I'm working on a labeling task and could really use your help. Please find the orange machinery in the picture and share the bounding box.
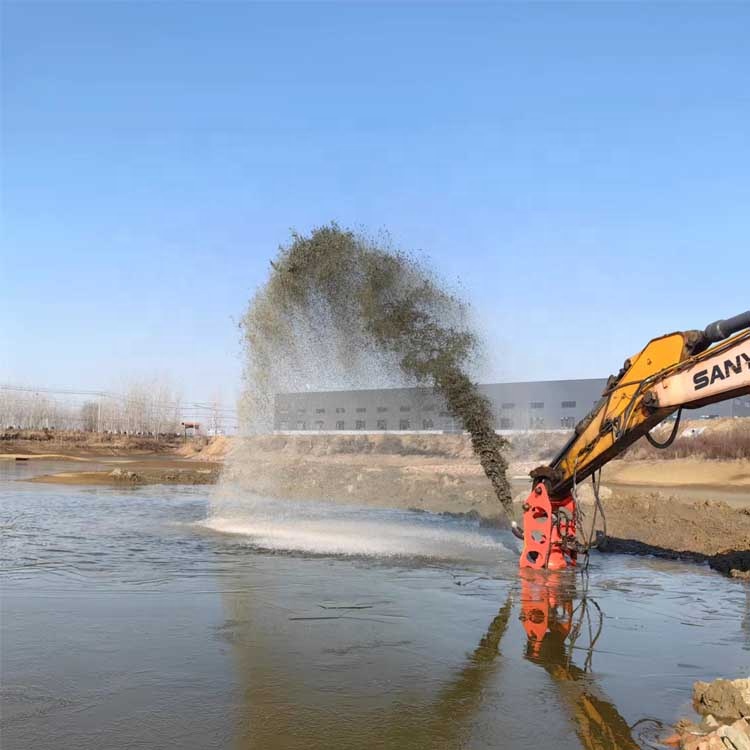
[519,311,750,569]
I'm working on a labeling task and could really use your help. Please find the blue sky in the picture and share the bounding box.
[2,2,748,403]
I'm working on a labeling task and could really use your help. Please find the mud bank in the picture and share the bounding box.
[597,494,750,578]
[216,434,750,575]
[26,460,221,486]
[24,433,750,575]
[603,458,750,491]
[220,464,750,575]
[0,429,192,456]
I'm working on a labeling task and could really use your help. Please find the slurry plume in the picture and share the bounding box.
[240,225,512,513]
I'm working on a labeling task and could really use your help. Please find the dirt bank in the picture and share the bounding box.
[28,461,221,487]
[603,458,750,489]
[19,431,750,575]
[25,456,221,486]
[1,430,218,482]
[0,429,197,458]
[216,434,750,575]
[597,494,750,578]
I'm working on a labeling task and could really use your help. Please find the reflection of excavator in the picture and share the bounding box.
[519,311,750,569]
[519,570,641,750]
[418,575,642,750]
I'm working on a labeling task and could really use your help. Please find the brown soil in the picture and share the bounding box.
[27,459,221,486]
[220,434,750,575]
[14,431,750,576]
[603,458,750,488]
[176,435,232,460]
[596,494,750,577]
[3,430,221,486]
[0,429,195,457]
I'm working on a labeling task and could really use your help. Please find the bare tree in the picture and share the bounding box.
[80,401,98,432]
[0,390,78,430]
[1,378,183,435]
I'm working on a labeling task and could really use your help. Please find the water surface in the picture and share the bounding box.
[2,460,748,749]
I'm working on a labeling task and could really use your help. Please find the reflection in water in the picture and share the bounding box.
[520,570,640,750]
[223,568,644,750]
[394,595,515,749]
[2,469,745,750]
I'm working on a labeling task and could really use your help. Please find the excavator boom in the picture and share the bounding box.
[519,311,750,570]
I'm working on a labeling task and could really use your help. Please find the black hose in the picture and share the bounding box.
[645,408,682,449]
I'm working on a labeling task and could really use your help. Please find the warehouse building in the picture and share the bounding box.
[274,379,750,432]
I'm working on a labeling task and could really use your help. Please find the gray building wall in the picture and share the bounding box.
[480,379,607,431]
[274,380,750,432]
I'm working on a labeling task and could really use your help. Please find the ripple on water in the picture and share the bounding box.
[2,469,750,750]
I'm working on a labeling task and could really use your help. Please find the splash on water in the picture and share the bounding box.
[203,495,515,562]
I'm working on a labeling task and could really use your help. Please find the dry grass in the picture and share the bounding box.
[0,429,186,453]
[624,422,750,461]
[236,432,477,458]
[506,430,570,462]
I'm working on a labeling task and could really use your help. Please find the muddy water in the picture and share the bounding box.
[2,461,749,750]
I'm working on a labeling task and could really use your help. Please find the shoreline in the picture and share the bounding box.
[10,434,750,578]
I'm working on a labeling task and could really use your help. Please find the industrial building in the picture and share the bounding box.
[274,379,750,432]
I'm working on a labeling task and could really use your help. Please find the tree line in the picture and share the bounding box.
[0,380,183,435]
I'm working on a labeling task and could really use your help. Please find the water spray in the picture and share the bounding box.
[239,224,515,522]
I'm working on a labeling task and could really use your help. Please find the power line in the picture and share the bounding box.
[0,383,239,416]
[0,384,110,397]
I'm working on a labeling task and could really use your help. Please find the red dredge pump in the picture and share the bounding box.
[518,310,750,570]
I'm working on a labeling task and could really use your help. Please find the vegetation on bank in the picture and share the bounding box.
[0,428,200,454]
[0,378,183,434]
[623,421,750,461]
[3,417,748,461]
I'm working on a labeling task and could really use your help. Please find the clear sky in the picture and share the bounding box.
[2,1,748,403]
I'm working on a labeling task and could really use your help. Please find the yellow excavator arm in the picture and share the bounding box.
[536,310,750,499]
[520,310,750,570]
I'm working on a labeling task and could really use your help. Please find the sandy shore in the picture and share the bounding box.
[26,462,221,486]
[10,432,750,576]
[603,457,750,489]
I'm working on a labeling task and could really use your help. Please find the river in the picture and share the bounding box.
[2,460,748,749]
